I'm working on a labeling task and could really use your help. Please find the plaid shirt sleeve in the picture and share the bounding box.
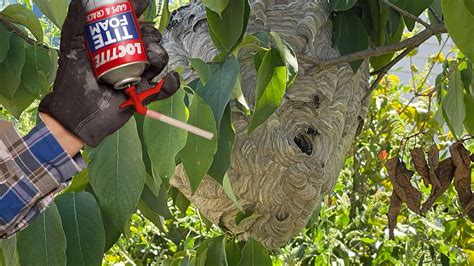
[0,120,86,238]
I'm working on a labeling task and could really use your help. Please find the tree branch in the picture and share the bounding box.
[307,23,447,73]
[383,0,430,28]
[0,13,51,50]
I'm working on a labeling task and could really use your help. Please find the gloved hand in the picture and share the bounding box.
[39,0,179,147]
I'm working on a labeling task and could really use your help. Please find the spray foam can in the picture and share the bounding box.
[83,0,149,89]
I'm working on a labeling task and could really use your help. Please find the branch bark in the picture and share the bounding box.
[0,13,51,50]
[307,23,447,73]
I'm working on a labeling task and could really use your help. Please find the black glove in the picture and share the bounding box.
[39,0,179,147]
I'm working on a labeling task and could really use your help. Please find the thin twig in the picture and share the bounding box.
[383,0,430,28]
[0,13,51,50]
[429,6,442,24]
[307,24,447,73]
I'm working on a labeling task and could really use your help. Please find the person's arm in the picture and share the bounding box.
[39,113,84,156]
[0,118,86,239]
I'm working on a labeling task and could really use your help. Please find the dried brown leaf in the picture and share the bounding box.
[450,142,473,219]
[385,157,422,214]
[421,158,455,213]
[428,144,439,170]
[410,147,431,187]
[387,192,402,240]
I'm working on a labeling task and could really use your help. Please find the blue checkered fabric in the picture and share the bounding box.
[0,120,85,238]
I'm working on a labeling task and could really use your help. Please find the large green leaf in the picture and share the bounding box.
[21,44,51,94]
[332,11,369,72]
[180,95,218,193]
[0,84,38,118]
[196,56,240,130]
[144,90,187,184]
[248,49,287,133]
[238,239,271,266]
[55,192,105,266]
[442,0,474,62]
[225,240,242,265]
[140,180,173,219]
[206,236,228,266]
[208,104,235,184]
[0,34,25,99]
[442,69,466,137]
[33,0,68,28]
[331,0,357,11]
[464,93,474,135]
[0,24,12,63]
[401,0,433,31]
[0,236,19,266]
[269,32,298,87]
[206,0,247,54]
[190,58,211,85]
[1,4,43,42]
[202,0,229,15]
[88,117,146,231]
[17,203,67,266]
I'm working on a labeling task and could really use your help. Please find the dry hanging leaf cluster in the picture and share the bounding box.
[385,141,474,239]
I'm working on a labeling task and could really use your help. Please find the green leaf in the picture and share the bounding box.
[55,192,105,266]
[0,34,25,99]
[158,0,170,32]
[202,0,229,15]
[206,236,228,266]
[0,237,20,266]
[392,0,433,31]
[33,0,68,28]
[141,181,174,219]
[194,239,212,266]
[196,56,240,130]
[331,0,357,11]
[332,11,369,72]
[144,90,187,184]
[248,49,287,133]
[47,49,58,88]
[442,69,466,137]
[464,93,474,134]
[225,240,242,266]
[101,209,121,252]
[180,95,218,193]
[208,104,235,183]
[0,85,37,118]
[0,24,12,63]
[223,173,244,212]
[206,0,248,54]
[88,117,146,231]
[65,170,89,193]
[269,32,298,87]
[16,203,67,266]
[142,0,158,23]
[442,0,474,62]
[238,239,271,266]
[190,58,211,85]
[21,44,51,94]
[466,0,474,15]
[1,4,43,42]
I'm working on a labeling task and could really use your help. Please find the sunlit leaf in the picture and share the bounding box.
[248,49,287,133]
[158,0,170,32]
[33,0,68,28]
[1,4,43,42]
[442,0,474,62]
[442,69,466,137]
[202,0,229,16]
